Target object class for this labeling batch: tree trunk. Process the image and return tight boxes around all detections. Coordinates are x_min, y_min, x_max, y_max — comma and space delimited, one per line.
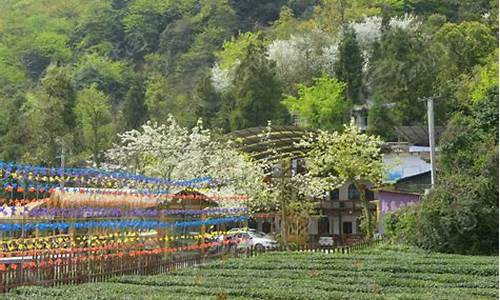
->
356, 183, 373, 239
280, 193, 288, 251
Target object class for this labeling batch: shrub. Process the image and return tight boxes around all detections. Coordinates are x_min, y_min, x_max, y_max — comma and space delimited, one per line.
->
416, 175, 498, 255
384, 205, 419, 245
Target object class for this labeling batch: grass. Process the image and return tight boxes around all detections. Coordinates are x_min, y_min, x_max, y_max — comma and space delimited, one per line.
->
2, 244, 498, 300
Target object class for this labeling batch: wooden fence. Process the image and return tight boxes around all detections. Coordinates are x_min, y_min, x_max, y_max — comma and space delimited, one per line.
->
0, 238, 381, 292
246, 238, 381, 257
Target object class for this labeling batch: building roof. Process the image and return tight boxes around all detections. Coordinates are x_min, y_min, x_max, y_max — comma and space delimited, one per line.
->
395, 126, 444, 146
225, 125, 314, 161
377, 189, 422, 196
384, 154, 431, 183
47, 188, 217, 209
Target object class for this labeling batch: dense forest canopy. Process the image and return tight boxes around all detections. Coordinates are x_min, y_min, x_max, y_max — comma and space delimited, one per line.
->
0, 0, 497, 167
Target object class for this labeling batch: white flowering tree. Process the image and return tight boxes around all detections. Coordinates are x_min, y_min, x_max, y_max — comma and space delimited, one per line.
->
349, 14, 420, 74
299, 120, 385, 239
350, 14, 420, 47
267, 32, 339, 86
210, 62, 237, 93
268, 35, 321, 85
105, 115, 270, 208
350, 16, 383, 47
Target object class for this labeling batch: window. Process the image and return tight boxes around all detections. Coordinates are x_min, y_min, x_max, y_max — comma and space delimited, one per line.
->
318, 217, 330, 235
348, 184, 360, 200
362, 116, 368, 127
262, 221, 271, 234
366, 189, 375, 201
251, 232, 267, 238
329, 189, 339, 201
342, 222, 353, 234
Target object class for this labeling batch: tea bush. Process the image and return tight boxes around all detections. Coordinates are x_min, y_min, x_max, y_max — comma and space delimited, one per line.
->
4, 245, 498, 300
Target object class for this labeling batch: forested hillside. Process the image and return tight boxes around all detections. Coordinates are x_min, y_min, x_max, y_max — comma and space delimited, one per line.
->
0, 0, 497, 167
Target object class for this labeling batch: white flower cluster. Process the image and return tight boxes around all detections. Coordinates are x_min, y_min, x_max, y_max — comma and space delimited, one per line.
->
267, 34, 339, 82
106, 115, 269, 207
317, 43, 339, 77
267, 35, 314, 81
209, 14, 419, 93
389, 13, 420, 31
351, 14, 420, 46
351, 16, 383, 46
210, 62, 238, 93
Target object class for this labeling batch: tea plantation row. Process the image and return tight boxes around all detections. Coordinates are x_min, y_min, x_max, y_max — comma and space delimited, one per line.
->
3, 245, 498, 299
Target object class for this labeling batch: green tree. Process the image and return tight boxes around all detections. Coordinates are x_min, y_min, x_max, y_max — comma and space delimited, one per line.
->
335, 27, 364, 103
144, 73, 174, 123
435, 21, 496, 74
41, 64, 76, 129
229, 0, 285, 31
409, 50, 498, 255
405, 0, 494, 22
282, 75, 349, 131
194, 73, 223, 129
0, 94, 26, 161
221, 39, 288, 131
72, 1, 127, 59
71, 53, 132, 103
313, 0, 380, 34
75, 84, 114, 166
121, 0, 181, 59
367, 94, 396, 139
215, 32, 260, 69
369, 27, 437, 125
122, 77, 147, 130
21, 91, 71, 165
418, 173, 498, 255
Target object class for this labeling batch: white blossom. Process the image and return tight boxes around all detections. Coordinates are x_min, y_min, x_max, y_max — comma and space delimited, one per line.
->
351, 16, 383, 46
361, 49, 370, 73
389, 13, 420, 31
317, 43, 339, 76
267, 34, 338, 83
210, 62, 235, 93
350, 14, 419, 47
267, 35, 312, 82
106, 115, 269, 208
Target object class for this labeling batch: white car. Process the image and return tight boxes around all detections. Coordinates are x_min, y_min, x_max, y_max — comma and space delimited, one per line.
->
235, 231, 279, 251
219, 229, 279, 251
318, 236, 334, 247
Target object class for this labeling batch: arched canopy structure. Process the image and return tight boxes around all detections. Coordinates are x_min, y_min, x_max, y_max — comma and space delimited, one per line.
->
225, 125, 315, 162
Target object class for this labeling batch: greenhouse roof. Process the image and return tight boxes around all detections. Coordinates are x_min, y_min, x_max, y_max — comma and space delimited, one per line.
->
226, 125, 314, 161
395, 126, 444, 146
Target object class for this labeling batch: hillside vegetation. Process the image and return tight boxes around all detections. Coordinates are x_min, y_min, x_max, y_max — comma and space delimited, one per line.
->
0, 0, 497, 166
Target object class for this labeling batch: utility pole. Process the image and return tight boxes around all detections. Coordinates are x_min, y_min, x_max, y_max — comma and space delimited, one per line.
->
426, 97, 437, 186
56, 137, 66, 189
60, 145, 65, 189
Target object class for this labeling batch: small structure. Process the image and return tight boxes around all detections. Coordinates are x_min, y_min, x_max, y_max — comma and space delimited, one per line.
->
352, 104, 369, 132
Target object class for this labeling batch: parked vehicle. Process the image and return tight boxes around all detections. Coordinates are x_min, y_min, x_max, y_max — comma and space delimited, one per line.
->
221, 230, 278, 251
318, 236, 334, 247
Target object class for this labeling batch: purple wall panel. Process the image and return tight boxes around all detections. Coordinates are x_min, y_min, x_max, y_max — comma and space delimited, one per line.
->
378, 191, 421, 234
